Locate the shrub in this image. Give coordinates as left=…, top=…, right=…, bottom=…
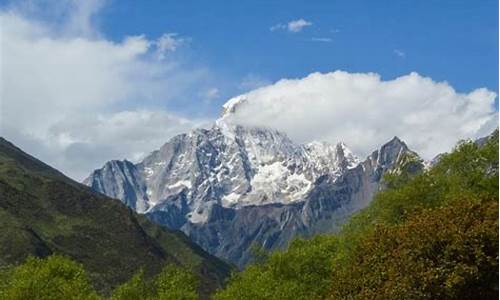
left=0, top=255, right=100, bottom=300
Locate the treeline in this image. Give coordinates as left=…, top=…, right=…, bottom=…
left=0, top=255, right=198, bottom=300
left=216, top=131, right=499, bottom=299
left=0, top=132, right=497, bottom=299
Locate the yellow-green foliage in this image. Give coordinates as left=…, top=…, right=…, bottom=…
left=110, top=270, right=153, bottom=300
left=338, top=131, right=498, bottom=255
left=215, top=235, right=338, bottom=300
left=0, top=257, right=200, bottom=300
left=216, top=132, right=499, bottom=300
left=155, top=265, right=198, bottom=300
left=0, top=133, right=497, bottom=299
left=111, top=265, right=198, bottom=300
left=330, top=199, right=498, bottom=299
left=0, top=255, right=100, bottom=300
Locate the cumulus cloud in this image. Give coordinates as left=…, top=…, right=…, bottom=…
left=5, top=0, right=105, bottom=37
left=287, top=19, right=312, bottom=32
left=270, top=18, right=312, bottom=33
left=0, top=1, right=208, bottom=180
left=3, top=111, right=207, bottom=180
left=2, top=1, right=496, bottom=181
left=223, top=71, right=498, bottom=159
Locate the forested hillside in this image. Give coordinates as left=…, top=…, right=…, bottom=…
left=215, top=131, right=499, bottom=300
left=0, top=138, right=232, bottom=298
left=0, top=131, right=497, bottom=299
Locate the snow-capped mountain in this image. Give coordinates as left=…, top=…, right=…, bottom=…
left=84, top=122, right=360, bottom=219
left=84, top=96, right=424, bottom=267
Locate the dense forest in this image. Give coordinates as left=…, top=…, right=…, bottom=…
left=0, top=131, right=497, bottom=299
left=215, top=131, right=499, bottom=300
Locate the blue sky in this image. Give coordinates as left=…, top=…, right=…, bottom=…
left=1, top=0, right=498, bottom=179
left=93, top=0, right=499, bottom=115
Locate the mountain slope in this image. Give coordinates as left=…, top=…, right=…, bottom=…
left=181, top=135, right=423, bottom=265
left=0, top=137, right=231, bottom=296
left=214, top=130, right=499, bottom=300
left=86, top=114, right=423, bottom=267
left=84, top=124, right=360, bottom=215
left=85, top=96, right=423, bottom=267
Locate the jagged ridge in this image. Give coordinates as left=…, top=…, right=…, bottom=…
left=85, top=98, right=424, bottom=267
left=85, top=127, right=422, bottom=267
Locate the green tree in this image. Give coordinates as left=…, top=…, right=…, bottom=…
left=110, top=264, right=199, bottom=300
left=214, top=235, right=338, bottom=300
left=339, top=132, right=498, bottom=253
left=330, top=198, right=498, bottom=299
left=111, top=270, right=153, bottom=300
left=155, top=265, right=198, bottom=300
left=0, top=255, right=100, bottom=300
left=216, top=132, right=499, bottom=300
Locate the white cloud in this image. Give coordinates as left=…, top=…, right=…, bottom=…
left=270, top=18, right=312, bottom=33
left=223, top=71, right=498, bottom=159
left=5, top=0, right=105, bottom=37
left=3, top=111, right=208, bottom=180
left=2, top=1, right=496, bottom=182
left=287, top=19, right=312, bottom=32
left=155, top=33, right=188, bottom=60
left=0, top=1, right=208, bottom=180
left=394, top=49, right=406, bottom=58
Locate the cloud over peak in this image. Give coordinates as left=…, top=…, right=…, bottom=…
left=222, top=71, right=498, bottom=159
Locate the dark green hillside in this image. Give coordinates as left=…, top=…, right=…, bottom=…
left=215, top=131, right=499, bottom=300
left=0, top=137, right=231, bottom=296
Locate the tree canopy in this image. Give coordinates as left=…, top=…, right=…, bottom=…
left=0, top=255, right=99, bottom=300
left=216, top=131, right=499, bottom=300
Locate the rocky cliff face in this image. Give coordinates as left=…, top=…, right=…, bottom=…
left=84, top=98, right=424, bottom=267
left=179, top=136, right=422, bottom=266
left=84, top=160, right=150, bottom=212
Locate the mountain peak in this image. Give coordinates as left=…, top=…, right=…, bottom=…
left=84, top=158, right=149, bottom=213
left=380, top=136, right=408, bottom=153
left=387, top=136, right=406, bottom=146
left=335, top=141, right=350, bottom=155
left=104, top=159, right=135, bottom=168
left=367, top=135, right=419, bottom=174
left=84, top=128, right=424, bottom=267
left=220, top=95, right=247, bottom=120
left=335, top=141, right=361, bottom=168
